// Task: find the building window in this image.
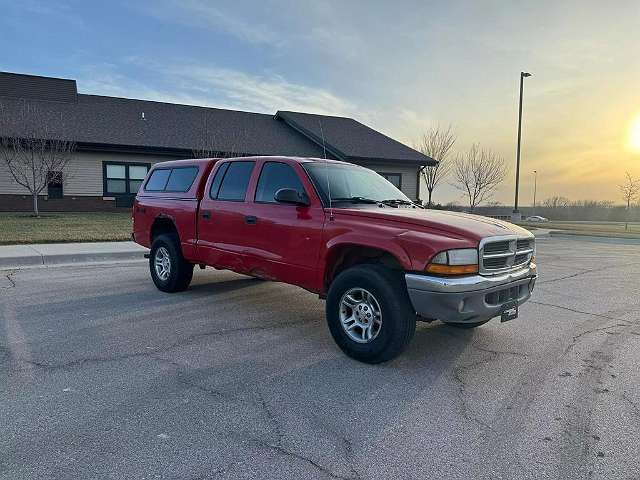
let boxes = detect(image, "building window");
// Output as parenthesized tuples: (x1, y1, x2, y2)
(103, 162, 150, 196)
(128, 165, 149, 193)
(47, 171, 63, 199)
(378, 172, 402, 189)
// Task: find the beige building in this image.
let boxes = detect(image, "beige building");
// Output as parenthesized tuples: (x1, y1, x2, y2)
(0, 72, 434, 211)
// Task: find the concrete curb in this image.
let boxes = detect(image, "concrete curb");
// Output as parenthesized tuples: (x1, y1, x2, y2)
(0, 242, 148, 269)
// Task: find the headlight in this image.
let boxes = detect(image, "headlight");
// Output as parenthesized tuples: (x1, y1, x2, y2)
(425, 248, 478, 275)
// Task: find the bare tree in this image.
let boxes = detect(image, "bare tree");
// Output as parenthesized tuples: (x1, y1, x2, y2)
(452, 144, 507, 212)
(415, 125, 456, 206)
(0, 101, 75, 216)
(619, 171, 639, 230)
(542, 196, 571, 209)
(191, 112, 249, 159)
(619, 171, 639, 209)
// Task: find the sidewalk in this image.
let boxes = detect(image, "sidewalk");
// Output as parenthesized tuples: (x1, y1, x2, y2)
(0, 241, 148, 269)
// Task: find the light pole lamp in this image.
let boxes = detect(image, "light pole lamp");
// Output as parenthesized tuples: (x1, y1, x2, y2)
(513, 71, 532, 219)
(532, 170, 537, 214)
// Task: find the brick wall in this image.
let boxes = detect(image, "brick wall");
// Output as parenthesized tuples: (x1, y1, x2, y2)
(0, 194, 125, 212)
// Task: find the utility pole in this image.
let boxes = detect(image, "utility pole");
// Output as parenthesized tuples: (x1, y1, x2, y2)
(513, 71, 532, 221)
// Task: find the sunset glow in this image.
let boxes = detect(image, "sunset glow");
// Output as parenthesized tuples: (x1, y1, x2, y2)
(629, 114, 640, 153)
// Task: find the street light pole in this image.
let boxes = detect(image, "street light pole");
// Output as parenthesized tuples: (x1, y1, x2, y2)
(513, 71, 532, 220)
(532, 170, 537, 214)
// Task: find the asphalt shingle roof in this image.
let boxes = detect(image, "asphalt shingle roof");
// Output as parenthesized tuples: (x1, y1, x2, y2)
(275, 111, 434, 165)
(0, 72, 434, 165)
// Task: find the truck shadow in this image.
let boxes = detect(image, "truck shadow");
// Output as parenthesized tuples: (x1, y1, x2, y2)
(185, 276, 265, 296)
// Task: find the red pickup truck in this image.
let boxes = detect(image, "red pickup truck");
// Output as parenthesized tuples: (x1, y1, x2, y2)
(133, 156, 537, 363)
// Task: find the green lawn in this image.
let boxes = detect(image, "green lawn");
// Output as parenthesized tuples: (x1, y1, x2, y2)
(0, 213, 132, 245)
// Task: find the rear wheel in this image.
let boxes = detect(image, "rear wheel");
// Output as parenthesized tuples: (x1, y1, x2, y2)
(326, 265, 416, 363)
(149, 234, 193, 292)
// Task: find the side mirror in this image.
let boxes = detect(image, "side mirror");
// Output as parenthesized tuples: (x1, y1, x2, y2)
(274, 188, 310, 206)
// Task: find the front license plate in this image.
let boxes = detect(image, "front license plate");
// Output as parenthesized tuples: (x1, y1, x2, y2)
(501, 301, 519, 322)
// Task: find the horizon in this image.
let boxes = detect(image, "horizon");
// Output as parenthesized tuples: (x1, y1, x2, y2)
(1, 0, 639, 206)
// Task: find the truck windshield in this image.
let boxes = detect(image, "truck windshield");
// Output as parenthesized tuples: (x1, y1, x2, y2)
(303, 162, 412, 207)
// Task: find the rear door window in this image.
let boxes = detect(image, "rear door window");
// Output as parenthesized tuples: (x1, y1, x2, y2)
(209, 162, 230, 199)
(215, 161, 255, 201)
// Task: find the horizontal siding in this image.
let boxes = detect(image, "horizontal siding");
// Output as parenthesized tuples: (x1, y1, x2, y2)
(0, 149, 176, 197)
(0, 150, 421, 201)
(362, 162, 420, 200)
(63, 152, 170, 196)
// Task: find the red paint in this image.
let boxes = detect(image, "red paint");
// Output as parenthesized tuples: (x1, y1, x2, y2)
(133, 156, 530, 295)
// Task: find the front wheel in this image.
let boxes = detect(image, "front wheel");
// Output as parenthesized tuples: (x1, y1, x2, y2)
(326, 265, 416, 364)
(149, 234, 194, 293)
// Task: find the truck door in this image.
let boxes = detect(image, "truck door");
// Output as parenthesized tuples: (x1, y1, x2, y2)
(196, 160, 257, 273)
(242, 160, 325, 291)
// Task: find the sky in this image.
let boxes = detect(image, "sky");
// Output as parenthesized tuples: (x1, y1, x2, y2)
(1, 0, 639, 206)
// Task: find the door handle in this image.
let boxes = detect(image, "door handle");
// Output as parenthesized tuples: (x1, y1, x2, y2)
(244, 215, 257, 225)
(201, 210, 211, 220)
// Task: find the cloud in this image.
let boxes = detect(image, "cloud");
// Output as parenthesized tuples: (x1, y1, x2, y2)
(76, 60, 358, 117)
(145, 0, 283, 47)
(1, 0, 86, 29)
(168, 65, 357, 115)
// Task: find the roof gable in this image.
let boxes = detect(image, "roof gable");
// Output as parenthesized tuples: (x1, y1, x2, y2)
(0, 72, 77, 103)
(275, 110, 435, 166)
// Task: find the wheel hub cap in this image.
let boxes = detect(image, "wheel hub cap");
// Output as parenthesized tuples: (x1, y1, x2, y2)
(154, 246, 171, 281)
(339, 288, 382, 343)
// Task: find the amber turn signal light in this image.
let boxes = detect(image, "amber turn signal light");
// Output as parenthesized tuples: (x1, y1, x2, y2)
(424, 263, 478, 275)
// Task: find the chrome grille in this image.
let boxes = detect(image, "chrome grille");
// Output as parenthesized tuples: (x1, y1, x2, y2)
(484, 257, 509, 269)
(514, 253, 529, 266)
(483, 241, 510, 254)
(480, 235, 535, 275)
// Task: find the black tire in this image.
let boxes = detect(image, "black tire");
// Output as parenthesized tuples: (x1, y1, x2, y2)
(149, 234, 194, 293)
(326, 265, 416, 364)
(444, 319, 490, 329)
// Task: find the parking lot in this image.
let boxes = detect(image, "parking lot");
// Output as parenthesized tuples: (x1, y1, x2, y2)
(1, 236, 639, 479)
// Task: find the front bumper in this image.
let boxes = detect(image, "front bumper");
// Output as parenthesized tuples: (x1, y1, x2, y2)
(405, 264, 537, 324)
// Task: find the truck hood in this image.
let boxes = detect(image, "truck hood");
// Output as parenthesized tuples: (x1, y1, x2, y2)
(335, 207, 532, 241)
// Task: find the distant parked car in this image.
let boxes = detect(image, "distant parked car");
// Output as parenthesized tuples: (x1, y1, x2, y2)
(525, 215, 549, 223)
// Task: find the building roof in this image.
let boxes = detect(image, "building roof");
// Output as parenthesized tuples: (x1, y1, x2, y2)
(0, 72, 78, 103)
(0, 72, 435, 166)
(274, 111, 430, 164)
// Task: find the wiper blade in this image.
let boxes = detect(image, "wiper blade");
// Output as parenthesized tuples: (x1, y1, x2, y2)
(331, 196, 381, 205)
(380, 198, 422, 208)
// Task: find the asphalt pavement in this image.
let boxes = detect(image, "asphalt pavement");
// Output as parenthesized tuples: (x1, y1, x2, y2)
(1, 236, 639, 479)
